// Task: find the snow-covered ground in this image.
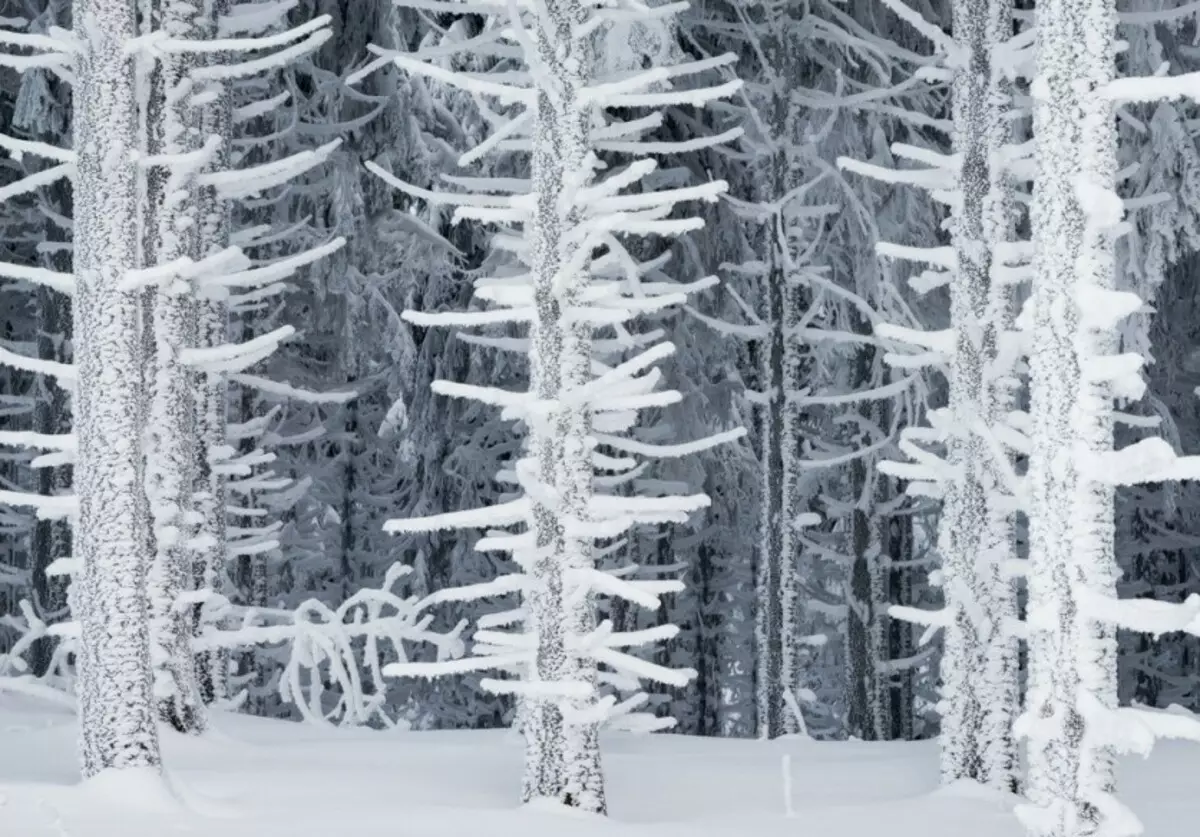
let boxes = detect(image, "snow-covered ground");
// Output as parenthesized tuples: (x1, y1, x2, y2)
(0, 693, 1196, 837)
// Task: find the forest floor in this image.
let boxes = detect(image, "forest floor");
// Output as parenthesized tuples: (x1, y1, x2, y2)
(1, 693, 1197, 837)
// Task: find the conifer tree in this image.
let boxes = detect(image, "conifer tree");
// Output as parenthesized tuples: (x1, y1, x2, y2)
(358, 0, 744, 810)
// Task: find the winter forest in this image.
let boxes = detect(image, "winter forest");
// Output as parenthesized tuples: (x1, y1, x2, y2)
(7, 0, 1200, 834)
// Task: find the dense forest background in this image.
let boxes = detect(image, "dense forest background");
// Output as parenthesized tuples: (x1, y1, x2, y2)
(2, 0, 1199, 742)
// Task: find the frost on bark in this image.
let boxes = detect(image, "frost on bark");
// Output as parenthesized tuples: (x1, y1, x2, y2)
(144, 0, 209, 734)
(192, 0, 233, 706)
(373, 0, 740, 815)
(836, 0, 1025, 774)
(74, 0, 162, 776)
(754, 197, 803, 742)
(846, 401, 886, 742)
(31, 191, 73, 678)
(1021, 0, 1123, 834)
(520, 0, 605, 811)
(939, 0, 1021, 792)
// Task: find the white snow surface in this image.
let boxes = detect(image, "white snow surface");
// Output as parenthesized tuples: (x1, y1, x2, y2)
(2, 695, 1199, 837)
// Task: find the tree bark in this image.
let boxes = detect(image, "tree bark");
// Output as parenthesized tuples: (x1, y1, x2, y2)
(522, 0, 605, 813)
(193, 0, 233, 705)
(940, 0, 1021, 791)
(1024, 0, 1120, 833)
(74, 0, 162, 776)
(144, 0, 209, 734)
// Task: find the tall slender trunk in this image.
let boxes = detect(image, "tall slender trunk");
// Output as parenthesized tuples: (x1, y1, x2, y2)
(941, 0, 1020, 790)
(755, 212, 800, 738)
(1024, 0, 1119, 833)
(194, 0, 233, 703)
(31, 283, 72, 677)
(885, 505, 915, 741)
(846, 350, 887, 741)
(522, 0, 604, 813)
(145, 0, 208, 734)
(753, 20, 809, 740)
(31, 169, 73, 677)
(74, 0, 162, 776)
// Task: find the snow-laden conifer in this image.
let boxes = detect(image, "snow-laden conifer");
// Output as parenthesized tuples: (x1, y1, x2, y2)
(1019, 0, 1132, 834)
(838, 0, 1026, 784)
(130, 1, 345, 718)
(355, 0, 743, 812)
(143, 0, 211, 734)
(72, 0, 163, 775)
(1009, 8, 1200, 835)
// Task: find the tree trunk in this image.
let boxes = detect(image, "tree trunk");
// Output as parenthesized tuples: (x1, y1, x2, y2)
(755, 212, 801, 739)
(522, 0, 605, 813)
(30, 172, 73, 677)
(1024, 0, 1120, 833)
(193, 0, 233, 704)
(940, 0, 1020, 790)
(74, 0, 162, 776)
(144, 0, 208, 734)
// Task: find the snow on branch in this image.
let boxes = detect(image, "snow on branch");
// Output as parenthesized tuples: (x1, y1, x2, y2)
(0, 344, 76, 383)
(595, 126, 745, 155)
(198, 140, 342, 199)
(180, 325, 295, 374)
(1089, 437, 1200, 486)
(191, 28, 331, 81)
(0, 163, 73, 204)
(1119, 1, 1200, 25)
(383, 498, 531, 534)
(196, 564, 464, 727)
(121, 246, 250, 292)
(0, 50, 70, 73)
(873, 0, 963, 64)
(592, 427, 747, 459)
(0, 431, 75, 452)
(155, 14, 330, 54)
(390, 53, 535, 105)
(219, 1, 298, 36)
(0, 489, 76, 520)
(876, 242, 958, 270)
(0, 133, 74, 163)
(876, 323, 955, 355)
(1107, 72, 1200, 105)
(228, 374, 357, 404)
(0, 261, 74, 295)
(204, 238, 345, 289)
(837, 156, 954, 192)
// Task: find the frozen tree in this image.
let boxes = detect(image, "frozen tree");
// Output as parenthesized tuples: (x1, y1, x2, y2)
(0, 0, 74, 678)
(1018, 0, 1124, 833)
(74, 0, 163, 775)
(190, 0, 232, 706)
(680, 0, 948, 743)
(841, 0, 1025, 786)
(934, 0, 1022, 790)
(133, 3, 343, 719)
(193, 561, 465, 725)
(356, 0, 743, 811)
(1001, 22, 1200, 837)
(1108, 3, 1200, 715)
(142, 0, 211, 734)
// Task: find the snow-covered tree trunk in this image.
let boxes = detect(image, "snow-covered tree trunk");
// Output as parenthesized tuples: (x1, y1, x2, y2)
(145, 0, 209, 734)
(74, 0, 163, 775)
(1022, 0, 1121, 833)
(192, 0, 233, 706)
(373, 0, 737, 808)
(30, 203, 73, 678)
(755, 213, 801, 740)
(522, 0, 604, 810)
(940, 0, 1020, 791)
